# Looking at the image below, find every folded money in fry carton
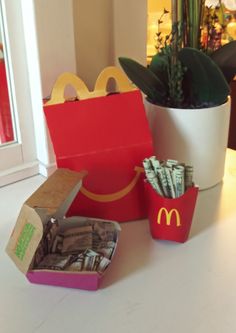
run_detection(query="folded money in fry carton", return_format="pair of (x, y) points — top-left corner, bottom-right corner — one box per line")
(5, 169), (121, 290)
(143, 157), (198, 243)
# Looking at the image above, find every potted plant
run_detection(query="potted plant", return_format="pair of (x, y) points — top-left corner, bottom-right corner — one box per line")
(119, 1), (236, 189)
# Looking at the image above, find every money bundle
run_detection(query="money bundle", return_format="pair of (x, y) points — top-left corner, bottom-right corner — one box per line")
(143, 156), (194, 198)
(33, 218), (118, 274)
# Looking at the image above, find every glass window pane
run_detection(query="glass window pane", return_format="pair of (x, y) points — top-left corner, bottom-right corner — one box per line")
(0, 5), (16, 146)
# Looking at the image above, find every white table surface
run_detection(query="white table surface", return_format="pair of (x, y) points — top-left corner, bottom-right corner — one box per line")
(1, 149), (236, 333)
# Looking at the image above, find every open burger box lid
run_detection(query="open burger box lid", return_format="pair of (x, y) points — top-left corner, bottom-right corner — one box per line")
(6, 169), (120, 290)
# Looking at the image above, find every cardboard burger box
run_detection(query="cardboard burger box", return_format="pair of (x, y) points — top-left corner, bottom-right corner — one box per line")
(6, 169), (120, 290)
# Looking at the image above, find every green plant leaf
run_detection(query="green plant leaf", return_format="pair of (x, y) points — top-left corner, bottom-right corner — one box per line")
(118, 57), (166, 104)
(178, 47), (230, 106)
(211, 41), (236, 83)
(149, 53), (169, 88)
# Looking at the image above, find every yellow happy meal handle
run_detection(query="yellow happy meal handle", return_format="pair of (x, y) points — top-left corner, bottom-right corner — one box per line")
(45, 66), (134, 105)
(94, 66), (134, 96)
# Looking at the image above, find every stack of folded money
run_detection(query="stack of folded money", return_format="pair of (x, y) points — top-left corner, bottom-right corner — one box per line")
(33, 218), (118, 274)
(143, 156), (194, 198)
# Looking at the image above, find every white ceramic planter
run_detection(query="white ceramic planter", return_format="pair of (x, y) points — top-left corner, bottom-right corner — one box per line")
(145, 98), (231, 189)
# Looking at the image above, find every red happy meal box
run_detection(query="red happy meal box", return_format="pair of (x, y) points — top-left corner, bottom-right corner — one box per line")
(44, 67), (153, 222)
(6, 169), (121, 290)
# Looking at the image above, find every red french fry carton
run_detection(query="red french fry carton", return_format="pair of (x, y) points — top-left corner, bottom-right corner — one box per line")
(144, 181), (199, 243)
(44, 67), (153, 222)
(6, 169), (121, 290)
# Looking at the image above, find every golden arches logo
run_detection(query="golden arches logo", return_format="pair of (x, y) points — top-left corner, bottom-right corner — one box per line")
(157, 208), (181, 227)
(80, 166), (144, 203)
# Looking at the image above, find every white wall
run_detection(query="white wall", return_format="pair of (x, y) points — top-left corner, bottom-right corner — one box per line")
(73, 0), (113, 90)
(113, 0), (147, 66)
(73, 0), (148, 89)
(34, 0), (77, 98)
(34, 0), (148, 93)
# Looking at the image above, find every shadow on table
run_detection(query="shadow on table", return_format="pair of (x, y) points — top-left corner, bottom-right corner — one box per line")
(101, 219), (154, 288)
(189, 181), (223, 239)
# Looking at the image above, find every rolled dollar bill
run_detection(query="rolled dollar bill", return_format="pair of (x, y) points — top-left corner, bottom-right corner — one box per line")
(41, 219), (59, 254)
(92, 236), (116, 259)
(67, 253), (85, 271)
(97, 257), (111, 274)
(51, 234), (64, 254)
(143, 156), (163, 195)
(143, 158), (152, 171)
(100, 242), (116, 259)
(46, 219), (59, 252)
(156, 167), (169, 197)
(173, 165), (185, 197)
(166, 159), (178, 168)
(185, 165), (194, 189)
(33, 219), (60, 265)
(149, 156), (161, 174)
(93, 221), (116, 241)
(164, 166), (176, 198)
(61, 225), (93, 254)
(83, 249), (100, 271)
(146, 169), (163, 195)
(36, 254), (73, 271)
